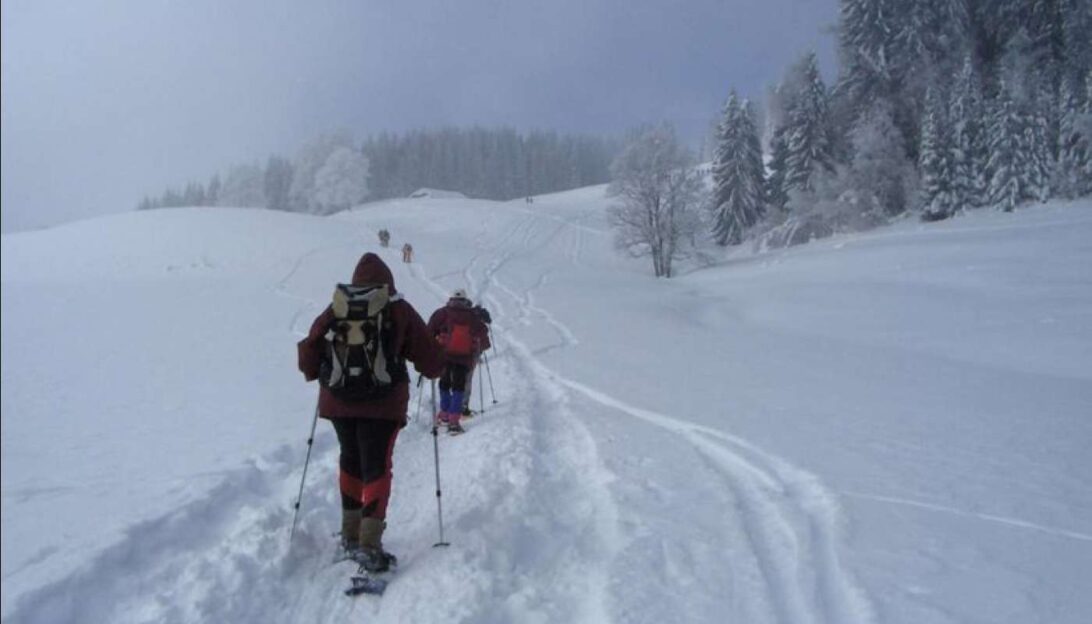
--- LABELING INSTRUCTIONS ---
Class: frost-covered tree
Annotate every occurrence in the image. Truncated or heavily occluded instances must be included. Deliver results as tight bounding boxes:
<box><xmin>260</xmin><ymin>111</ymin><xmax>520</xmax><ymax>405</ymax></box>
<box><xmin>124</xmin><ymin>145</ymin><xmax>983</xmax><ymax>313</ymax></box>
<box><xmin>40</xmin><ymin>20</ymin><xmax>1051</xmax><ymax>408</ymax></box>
<box><xmin>182</xmin><ymin>182</ymin><xmax>206</xmax><ymax>207</ymax></box>
<box><xmin>205</xmin><ymin>174</ymin><xmax>221</xmax><ymax>206</ymax></box>
<box><xmin>847</xmin><ymin>99</ymin><xmax>916</xmax><ymax>217</ymax></box>
<box><xmin>950</xmin><ymin>56</ymin><xmax>989</xmax><ymax>208</ymax></box>
<box><xmin>217</xmin><ymin>164</ymin><xmax>266</xmax><ymax>208</ymax></box>
<box><xmin>607</xmin><ymin>124</ymin><xmax>704</xmax><ymax>278</ymax></box>
<box><xmin>264</xmin><ymin>156</ymin><xmax>294</xmax><ymax>211</ymax></box>
<box><xmin>765</xmin><ymin>129</ymin><xmax>791</xmax><ymax>214</ymax></box>
<box><xmin>919</xmin><ymin>87</ymin><xmax>958</xmax><ymax>218</ymax></box>
<box><xmin>312</xmin><ymin>147</ymin><xmax>370</xmax><ymax>214</ymax></box>
<box><xmin>1028</xmin><ymin>89</ymin><xmax>1055</xmax><ymax>201</ymax></box>
<box><xmin>987</xmin><ymin>88</ymin><xmax>1034</xmax><ymax>211</ymax></box>
<box><xmin>783</xmin><ymin>53</ymin><xmax>837</xmax><ymax>196</ymax></box>
<box><xmin>711</xmin><ymin>93</ymin><xmax>765</xmax><ymax>245</ymax></box>
<box><xmin>1054</xmin><ymin>75</ymin><xmax>1092</xmax><ymax>197</ymax></box>
<box><xmin>838</xmin><ymin>0</ymin><xmax>897</xmax><ymax>117</ymax></box>
<box><xmin>290</xmin><ymin>133</ymin><xmax>356</xmax><ymax>212</ymax></box>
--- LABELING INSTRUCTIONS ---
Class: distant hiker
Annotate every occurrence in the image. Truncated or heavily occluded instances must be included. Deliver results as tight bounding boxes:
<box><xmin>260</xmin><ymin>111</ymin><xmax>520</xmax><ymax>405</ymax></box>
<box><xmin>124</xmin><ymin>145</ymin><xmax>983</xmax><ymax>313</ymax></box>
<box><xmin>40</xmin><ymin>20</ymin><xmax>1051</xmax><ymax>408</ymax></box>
<box><xmin>402</xmin><ymin>243</ymin><xmax>414</xmax><ymax>263</ymax></box>
<box><xmin>297</xmin><ymin>253</ymin><xmax>444</xmax><ymax>573</ymax></box>
<box><xmin>428</xmin><ymin>289</ymin><xmax>491</xmax><ymax>434</ymax></box>
<box><xmin>378</xmin><ymin>229</ymin><xmax>390</xmax><ymax>247</ymax></box>
<box><xmin>461</xmin><ymin>304</ymin><xmax>493</xmax><ymax>415</ymax></box>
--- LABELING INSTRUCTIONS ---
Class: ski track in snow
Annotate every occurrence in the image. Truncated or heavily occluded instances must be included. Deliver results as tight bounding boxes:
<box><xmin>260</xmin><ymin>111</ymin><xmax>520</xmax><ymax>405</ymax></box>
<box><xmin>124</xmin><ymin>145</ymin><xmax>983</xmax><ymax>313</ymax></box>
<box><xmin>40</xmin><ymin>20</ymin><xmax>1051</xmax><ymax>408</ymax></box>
<box><xmin>456</xmin><ymin>209</ymin><xmax>875</xmax><ymax>623</ymax></box>
<box><xmin>842</xmin><ymin>491</ymin><xmax>1092</xmax><ymax>543</ymax></box>
<box><xmin>405</xmin><ymin>225</ymin><xmax>623</xmax><ymax>622</ymax></box>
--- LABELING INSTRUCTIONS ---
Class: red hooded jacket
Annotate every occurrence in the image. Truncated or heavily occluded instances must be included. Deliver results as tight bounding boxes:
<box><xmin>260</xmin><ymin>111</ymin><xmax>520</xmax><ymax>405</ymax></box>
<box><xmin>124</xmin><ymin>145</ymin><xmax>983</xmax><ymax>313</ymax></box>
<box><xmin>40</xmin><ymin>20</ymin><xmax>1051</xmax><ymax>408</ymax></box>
<box><xmin>298</xmin><ymin>253</ymin><xmax>444</xmax><ymax>422</ymax></box>
<box><xmin>427</xmin><ymin>298</ymin><xmax>491</xmax><ymax>367</ymax></box>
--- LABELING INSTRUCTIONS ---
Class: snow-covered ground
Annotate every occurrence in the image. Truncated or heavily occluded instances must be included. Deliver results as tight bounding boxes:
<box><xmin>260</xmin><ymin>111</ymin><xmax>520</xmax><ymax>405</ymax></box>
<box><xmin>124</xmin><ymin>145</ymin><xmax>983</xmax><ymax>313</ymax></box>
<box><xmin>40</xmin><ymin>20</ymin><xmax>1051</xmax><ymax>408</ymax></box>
<box><xmin>2</xmin><ymin>191</ymin><xmax>1090</xmax><ymax>623</ymax></box>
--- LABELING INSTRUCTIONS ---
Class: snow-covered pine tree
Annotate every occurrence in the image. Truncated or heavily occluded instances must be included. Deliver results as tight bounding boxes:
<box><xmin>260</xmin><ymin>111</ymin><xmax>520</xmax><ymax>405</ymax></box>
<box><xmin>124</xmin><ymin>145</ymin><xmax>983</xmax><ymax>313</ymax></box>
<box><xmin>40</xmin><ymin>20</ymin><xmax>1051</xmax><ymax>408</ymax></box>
<box><xmin>765</xmin><ymin>128</ymin><xmax>791</xmax><ymax>214</ymax></box>
<box><xmin>847</xmin><ymin>98</ymin><xmax>915</xmax><ymax>217</ymax></box>
<box><xmin>217</xmin><ymin>164</ymin><xmax>266</xmax><ymax>208</ymax></box>
<box><xmin>950</xmin><ymin>56</ymin><xmax>988</xmax><ymax>208</ymax></box>
<box><xmin>987</xmin><ymin>87</ymin><xmax>1033</xmax><ymax>212</ymax></box>
<box><xmin>205</xmin><ymin>174</ymin><xmax>221</xmax><ymax>207</ymax></box>
<box><xmin>1028</xmin><ymin>88</ymin><xmax>1054</xmax><ymax>201</ymax></box>
<box><xmin>1083</xmin><ymin>73</ymin><xmax>1092</xmax><ymax>195</ymax></box>
<box><xmin>182</xmin><ymin>182</ymin><xmax>206</xmax><ymax>207</ymax></box>
<box><xmin>264</xmin><ymin>156</ymin><xmax>294</xmax><ymax>211</ymax></box>
<box><xmin>711</xmin><ymin>93</ymin><xmax>766</xmax><ymax>245</ymax></box>
<box><xmin>837</xmin><ymin>0</ymin><xmax>896</xmax><ymax>117</ymax></box>
<box><xmin>784</xmin><ymin>53</ymin><xmax>836</xmax><ymax>195</ymax></box>
<box><xmin>1053</xmin><ymin>79</ymin><xmax>1083</xmax><ymax>197</ymax></box>
<box><xmin>920</xmin><ymin>86</ymin><xmax>958</xmax><ymax>219</ymax></box>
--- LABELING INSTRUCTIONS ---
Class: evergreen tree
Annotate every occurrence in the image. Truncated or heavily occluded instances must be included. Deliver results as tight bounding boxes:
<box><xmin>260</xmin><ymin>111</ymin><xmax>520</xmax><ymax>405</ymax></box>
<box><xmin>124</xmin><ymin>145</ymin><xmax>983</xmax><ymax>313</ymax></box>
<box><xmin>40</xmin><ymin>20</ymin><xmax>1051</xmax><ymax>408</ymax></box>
<box><xmin>987</xmin><ymin>86</ymin><xmax>1033</xmax><ymax>211</ymax></box>
<box><xmin>848</xmin><ymin>98</ymin><xmax>915</xmax><ymax>217</ymax></box>
<box><xmin>765</xmin><ymin>128</ymin><xmax>791</xmax><ymax>213</ymax></box>
<box><xmin>919</xmin><ymin>86</ymin><xmax>958</xmax><ymax>218</ymax></box>
<box><xmin>950</xmin><ymin>56</ymin><xmax>989</xmax><ymax>207</ymax></box>
<box><xmin>182</xmin><ymin>181</ymin><xmax>206</xmax><ymax>207</ymax></box>
<box><xmin>1028</xmin><ymin>88</ymin><xmax>1055</xmax><ymax>200</ymax></box>
<box><xmin>837</xmin><ymin>0</ymin><xmax>897</xmax><ymax>118</ymax></box>
<box><xmin>264</xmin><ymin>156</ymin><xmax>294</xmax><ymax>211</ymax></box>
<box><xmin>206</xmin><ymin>174</ymin><xmax>221</xmax><ymax>206</ymax></box>
<box><xmin>784</xmin><ymin>53</ymin><xmax>836</xmax><ymax>195</ymax></box>
<box><xmin>711</xmin><ymin>93</ymin><xmax>766</xmax><ymax>245</ymax></box>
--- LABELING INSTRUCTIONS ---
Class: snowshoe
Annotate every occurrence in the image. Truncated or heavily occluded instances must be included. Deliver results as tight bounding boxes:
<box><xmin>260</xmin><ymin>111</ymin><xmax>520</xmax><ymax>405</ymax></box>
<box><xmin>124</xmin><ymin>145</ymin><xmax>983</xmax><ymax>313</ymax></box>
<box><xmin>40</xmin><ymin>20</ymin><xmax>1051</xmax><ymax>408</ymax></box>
<box><xmin>345</xmin><ymin>573</ymin><xmax>388</xmax><ymax>596</ymax></box>
<box><xmin>446</xmin><ymin>422</ymin><xmax>466</xmax><ymax>435</ymax></box>
<box><xmin>351</xmin><ymin>546</ymin><xmax>398</xmax><ymax>573</ymax></box>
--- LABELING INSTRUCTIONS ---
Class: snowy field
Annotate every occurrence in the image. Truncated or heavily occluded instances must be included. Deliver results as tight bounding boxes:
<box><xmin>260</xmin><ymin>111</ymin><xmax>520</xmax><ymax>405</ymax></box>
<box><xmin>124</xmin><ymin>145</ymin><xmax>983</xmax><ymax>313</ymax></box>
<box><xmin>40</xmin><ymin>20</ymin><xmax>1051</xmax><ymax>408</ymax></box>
<box><xmin>2</xmin><ymin>190</ymin><xmax>1091</xmax><ymax>623</ymax></box>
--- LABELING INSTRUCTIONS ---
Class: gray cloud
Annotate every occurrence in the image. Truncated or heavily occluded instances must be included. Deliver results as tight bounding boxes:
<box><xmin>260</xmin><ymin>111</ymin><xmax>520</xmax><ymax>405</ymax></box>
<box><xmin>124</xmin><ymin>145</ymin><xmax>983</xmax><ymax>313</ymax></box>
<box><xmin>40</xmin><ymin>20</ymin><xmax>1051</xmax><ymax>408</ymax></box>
<box><xmin>1</xmin><ymin>0</ymin><xmax>836</xmax><ymax>232</ymax></box>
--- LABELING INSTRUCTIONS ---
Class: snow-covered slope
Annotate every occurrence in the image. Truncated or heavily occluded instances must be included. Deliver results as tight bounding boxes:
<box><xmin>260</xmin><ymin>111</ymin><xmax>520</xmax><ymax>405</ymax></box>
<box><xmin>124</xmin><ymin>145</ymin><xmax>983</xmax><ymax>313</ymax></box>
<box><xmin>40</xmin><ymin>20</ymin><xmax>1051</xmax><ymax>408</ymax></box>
<box><xmin>2</xmin><ymin>194</ymin><xmax>1090</xmax><ymax>623</ymax></box>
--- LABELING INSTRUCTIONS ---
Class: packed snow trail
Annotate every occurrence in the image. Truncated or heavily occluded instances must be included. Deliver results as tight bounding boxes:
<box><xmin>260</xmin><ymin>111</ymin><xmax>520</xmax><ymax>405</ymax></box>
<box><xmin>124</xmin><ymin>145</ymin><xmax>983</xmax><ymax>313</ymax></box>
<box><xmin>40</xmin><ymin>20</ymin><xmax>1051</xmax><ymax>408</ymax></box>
<box><xmin>445</xmin><ymin>207</ymin><xmax>874</xmax><ymax>624</ymax></box>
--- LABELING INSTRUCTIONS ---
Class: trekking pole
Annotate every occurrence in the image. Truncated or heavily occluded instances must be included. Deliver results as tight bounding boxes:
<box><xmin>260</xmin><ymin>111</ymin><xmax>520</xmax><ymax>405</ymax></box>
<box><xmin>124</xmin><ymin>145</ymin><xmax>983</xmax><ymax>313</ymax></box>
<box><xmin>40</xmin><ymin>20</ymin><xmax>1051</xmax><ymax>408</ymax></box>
<box><xmin>478</xmin><ymin>359</ymin><xmax>485</xmax><ymax>414</ymax></box>
<box><xmin>483</xmin><ymin>352</ymin><xmax>497</xmax><ymax>405</ymax></box>
<box><xmin>430</xmin><ymin>379</ymin><xmax>450</xmax><ymax>547</ymax></box>
<box><xmin>289</xmin><ymin>401</ymin><xmax>321</xmax><ymax>545</ymax></box>
<box><xmin>414</xmin><ymin>374</ymin><xmax>425</xmax><ymax>425</ymax></box>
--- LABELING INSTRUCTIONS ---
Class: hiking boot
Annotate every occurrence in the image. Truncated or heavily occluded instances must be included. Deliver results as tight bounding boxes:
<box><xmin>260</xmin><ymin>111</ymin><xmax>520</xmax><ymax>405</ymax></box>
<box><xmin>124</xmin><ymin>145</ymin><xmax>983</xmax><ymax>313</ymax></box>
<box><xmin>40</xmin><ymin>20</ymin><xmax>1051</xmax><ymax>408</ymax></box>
<box><xmin>341</xmin><ymin>508</ymin><xmax>362</xmax><ymax>550</ymax></box>
<box><xmin>447</xmin><ymin>421</ymin><xmax>466</xmax><ymax>435</ymax></box>
<box><xmin>357</xmin><ymin>518</ymin><xmax>397</xmax><ymax>573</ymax></box>
<box><xmin>461</xmin><ymin>406</ymin><xmax>474</xmax><ymax>418</ymax></box>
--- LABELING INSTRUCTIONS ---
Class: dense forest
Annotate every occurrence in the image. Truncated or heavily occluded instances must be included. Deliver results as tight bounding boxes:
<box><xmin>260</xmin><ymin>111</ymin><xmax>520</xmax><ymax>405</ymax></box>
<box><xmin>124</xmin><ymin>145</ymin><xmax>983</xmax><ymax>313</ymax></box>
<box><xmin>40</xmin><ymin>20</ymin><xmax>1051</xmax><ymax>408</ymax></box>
<box><xmin>707</xmin><ymin>0</ymin><xmax>1092</xmax><ymax>249</ymax></box>
<box><xmin>138</xmin><ymin>128</ymin><xmax>617</xmax><ymax>213</ymax></box>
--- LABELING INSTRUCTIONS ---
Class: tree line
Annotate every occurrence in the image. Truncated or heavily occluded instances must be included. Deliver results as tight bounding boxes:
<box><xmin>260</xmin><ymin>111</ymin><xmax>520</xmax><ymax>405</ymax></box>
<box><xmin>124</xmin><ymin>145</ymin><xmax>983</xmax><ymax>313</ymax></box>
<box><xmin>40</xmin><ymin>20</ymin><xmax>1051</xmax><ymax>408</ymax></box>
<box><xmin>137</xmin><ymin>128</ymin><xmax>618</xmax><ymax>212</ymax></box>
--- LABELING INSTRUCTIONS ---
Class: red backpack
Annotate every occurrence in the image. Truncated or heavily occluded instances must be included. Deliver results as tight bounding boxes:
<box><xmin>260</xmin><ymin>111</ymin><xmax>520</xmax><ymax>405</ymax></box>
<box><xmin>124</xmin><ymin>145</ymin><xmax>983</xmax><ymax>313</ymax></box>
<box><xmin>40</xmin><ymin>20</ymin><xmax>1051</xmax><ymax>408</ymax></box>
<box><xmin>444</xmin><ymin>322</ymin><xmax>474</xmax><ymax>356</ymax></box>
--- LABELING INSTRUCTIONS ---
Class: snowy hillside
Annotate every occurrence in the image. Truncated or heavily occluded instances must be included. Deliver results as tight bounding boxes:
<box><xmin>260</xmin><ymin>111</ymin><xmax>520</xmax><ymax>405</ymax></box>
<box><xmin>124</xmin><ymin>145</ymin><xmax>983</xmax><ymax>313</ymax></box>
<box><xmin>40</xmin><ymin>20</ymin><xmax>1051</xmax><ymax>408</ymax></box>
<box><xmin>2</xmin><ymin>193</ymin><xmax>1091</xmax><ymax>624</ymax></box>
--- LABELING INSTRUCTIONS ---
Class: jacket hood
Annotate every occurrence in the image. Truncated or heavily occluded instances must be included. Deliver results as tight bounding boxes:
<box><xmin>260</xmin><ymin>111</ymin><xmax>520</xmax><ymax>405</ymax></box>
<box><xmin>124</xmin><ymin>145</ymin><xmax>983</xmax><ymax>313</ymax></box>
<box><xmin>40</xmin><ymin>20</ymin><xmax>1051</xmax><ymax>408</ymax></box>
<box><xmin>352</xmin><ymin>253</ymin><xmax>397</xmax><ymax>292</ymax></box>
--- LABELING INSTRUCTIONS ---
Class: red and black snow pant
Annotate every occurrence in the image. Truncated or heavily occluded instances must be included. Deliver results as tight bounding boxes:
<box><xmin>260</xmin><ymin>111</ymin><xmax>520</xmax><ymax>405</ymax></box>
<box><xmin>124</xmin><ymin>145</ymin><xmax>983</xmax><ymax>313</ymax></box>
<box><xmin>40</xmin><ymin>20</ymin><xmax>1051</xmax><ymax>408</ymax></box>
<box><xmin>330</xmin><ymin>417</ymin><xmax>400</xmax><ymax>519</ymax></box>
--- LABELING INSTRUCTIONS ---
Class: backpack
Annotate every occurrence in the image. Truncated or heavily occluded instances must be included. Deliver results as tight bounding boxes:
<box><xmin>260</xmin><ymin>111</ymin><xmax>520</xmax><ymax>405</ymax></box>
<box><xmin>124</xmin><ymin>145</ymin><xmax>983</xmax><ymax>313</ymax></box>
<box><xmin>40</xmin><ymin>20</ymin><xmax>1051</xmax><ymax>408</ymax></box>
<box><xmin>474</xmin><ymin>306</ymin><xmax>492</xmax><ymax>325</ymax></box>
<box><xmin>319</xmin><ymin>283</ymin><xmax>406</xmax><ymax>400</ymax></box>
<box><xmin>443</xmin><ymin>322</ymin><xmax>474</xmax><ymax>357</ymax></box>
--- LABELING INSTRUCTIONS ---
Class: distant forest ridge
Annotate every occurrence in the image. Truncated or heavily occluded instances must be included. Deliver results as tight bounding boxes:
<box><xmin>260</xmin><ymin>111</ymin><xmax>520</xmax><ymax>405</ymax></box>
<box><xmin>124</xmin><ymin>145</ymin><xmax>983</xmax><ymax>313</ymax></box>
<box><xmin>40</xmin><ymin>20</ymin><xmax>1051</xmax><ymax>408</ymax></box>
<box><xmin>137</xmin><ymin>127</ymin><xmax>620</xmax><ymax>213</ymax></box>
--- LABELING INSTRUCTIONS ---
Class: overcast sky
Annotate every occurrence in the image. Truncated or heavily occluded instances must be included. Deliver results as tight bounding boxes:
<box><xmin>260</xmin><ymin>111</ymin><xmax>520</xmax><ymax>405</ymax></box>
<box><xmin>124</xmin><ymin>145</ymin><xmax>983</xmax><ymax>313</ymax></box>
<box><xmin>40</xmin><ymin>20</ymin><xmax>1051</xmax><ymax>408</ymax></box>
<box><xmin>1</xmin><ymin>0</ymin><xmax>837</xmax><ymax>232</ymax></box>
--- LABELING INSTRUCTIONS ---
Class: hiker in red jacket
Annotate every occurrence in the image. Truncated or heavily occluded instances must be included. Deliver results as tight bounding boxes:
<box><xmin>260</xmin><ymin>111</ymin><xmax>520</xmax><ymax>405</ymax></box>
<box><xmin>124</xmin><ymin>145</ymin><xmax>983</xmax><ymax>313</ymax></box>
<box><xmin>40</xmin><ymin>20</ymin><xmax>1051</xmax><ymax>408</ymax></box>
<box><xmin>297</xmin><ymin>252</ymin><xmax>444</xmax><ymax>572</ymax></box>
<box><xmin>427</xmin><ymin>289</ymin><xmax>491</xmax><ymax>434</ymax></box>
